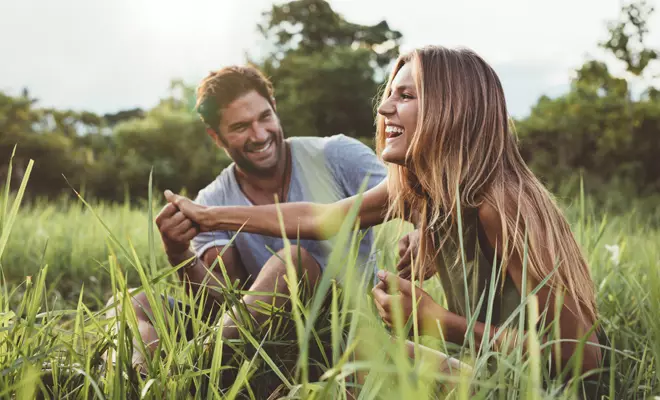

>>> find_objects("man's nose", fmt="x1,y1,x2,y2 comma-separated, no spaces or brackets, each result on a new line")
250,122,270,142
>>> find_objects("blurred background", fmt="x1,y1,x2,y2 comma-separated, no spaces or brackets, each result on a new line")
1,5,659,397
1,0,659,208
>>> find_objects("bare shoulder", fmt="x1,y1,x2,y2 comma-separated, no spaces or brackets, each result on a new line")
477,201,502,244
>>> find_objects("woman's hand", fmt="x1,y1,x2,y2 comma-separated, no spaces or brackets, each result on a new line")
396,229,436,281
372,270,447,336
164,190,213,232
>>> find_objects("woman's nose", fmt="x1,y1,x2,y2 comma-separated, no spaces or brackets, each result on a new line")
377,98,394,116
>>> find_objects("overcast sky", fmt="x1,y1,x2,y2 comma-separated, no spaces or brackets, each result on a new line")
1,0,658,118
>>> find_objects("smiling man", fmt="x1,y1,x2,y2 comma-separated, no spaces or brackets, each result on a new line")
111,65,390,367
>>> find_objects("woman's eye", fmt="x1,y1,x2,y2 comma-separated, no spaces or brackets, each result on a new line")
401,93,414,100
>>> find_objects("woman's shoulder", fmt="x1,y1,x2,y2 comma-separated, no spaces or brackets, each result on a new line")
476,201,502,246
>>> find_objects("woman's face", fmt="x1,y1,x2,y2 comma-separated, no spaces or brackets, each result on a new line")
378,62,419,165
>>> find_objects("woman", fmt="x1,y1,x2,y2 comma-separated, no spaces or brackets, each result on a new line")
166,45,603,377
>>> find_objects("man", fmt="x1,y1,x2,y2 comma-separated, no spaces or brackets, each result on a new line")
111,65,390,367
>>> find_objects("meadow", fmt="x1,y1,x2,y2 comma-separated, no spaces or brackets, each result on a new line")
1,156,659,399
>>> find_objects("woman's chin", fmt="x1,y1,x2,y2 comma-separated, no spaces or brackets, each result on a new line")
381,148,405,165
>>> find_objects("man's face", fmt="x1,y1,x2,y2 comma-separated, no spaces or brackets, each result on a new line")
208,90,285,176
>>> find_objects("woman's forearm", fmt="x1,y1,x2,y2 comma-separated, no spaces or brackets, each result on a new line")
199,202,345,240
185,180,389,241
438,311,601,376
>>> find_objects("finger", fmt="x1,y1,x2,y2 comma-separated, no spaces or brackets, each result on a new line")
372,285,390,310
373,298,386,316
373,300,391,325
378,270,402,293
396,247,412,271
164,190,176,203
159,211,187,234
164,190,188,209
381,270,412,295
155,203,178,224
173,218,193,234
398,236,409,257
393,274,413,295
398,267,411,280
180,226,199,242
376,269,390,284
381,314,392,327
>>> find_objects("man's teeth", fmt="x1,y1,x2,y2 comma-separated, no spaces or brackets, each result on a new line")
251,142,272,153
385,126,404,135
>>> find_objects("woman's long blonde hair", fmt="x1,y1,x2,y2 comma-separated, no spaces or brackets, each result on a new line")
376,46,597,324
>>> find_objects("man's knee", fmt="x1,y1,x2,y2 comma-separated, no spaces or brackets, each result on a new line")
267,245,322,282
105,289,154,322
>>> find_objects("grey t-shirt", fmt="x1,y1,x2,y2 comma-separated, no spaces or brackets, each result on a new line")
191,134,387,278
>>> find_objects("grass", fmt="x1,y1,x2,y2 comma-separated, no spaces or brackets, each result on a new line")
0,153,659,399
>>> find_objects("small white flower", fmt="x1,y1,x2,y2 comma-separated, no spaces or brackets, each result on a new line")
604,244,620,266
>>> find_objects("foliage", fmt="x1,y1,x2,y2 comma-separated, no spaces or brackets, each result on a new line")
255,0,402,138
1,155,660,398
515,0,660,202
1,0,659,205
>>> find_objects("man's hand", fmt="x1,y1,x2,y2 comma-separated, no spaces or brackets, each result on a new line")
155,199,199,261
164,190,213,232
372,270,446,336
396,229,435,281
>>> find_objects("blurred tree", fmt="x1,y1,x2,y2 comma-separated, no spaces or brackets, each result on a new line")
600,0,657,77
0,92,91,198
2,0,658,204
111,87,231,200
258,0,401,70
517,0,660,200
255,0,402,138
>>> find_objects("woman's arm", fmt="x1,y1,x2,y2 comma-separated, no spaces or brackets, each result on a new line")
164,179,390,241
373,203,602,375
374,270,602,378
475,203,602,373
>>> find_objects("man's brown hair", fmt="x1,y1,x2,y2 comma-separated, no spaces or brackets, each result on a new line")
195,65,275,133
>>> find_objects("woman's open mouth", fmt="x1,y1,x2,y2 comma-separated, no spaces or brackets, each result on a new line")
385,125,404,139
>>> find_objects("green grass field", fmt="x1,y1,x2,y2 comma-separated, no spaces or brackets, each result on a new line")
1,156,659,399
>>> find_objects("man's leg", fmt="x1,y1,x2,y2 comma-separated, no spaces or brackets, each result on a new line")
104,258,249,371
217,244,322,340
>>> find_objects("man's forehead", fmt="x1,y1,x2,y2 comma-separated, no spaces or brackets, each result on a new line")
221,91,273,124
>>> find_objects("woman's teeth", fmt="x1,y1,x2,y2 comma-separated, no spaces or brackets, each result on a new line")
385,126,404,136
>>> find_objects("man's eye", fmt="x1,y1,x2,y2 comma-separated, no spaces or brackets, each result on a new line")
235,125,248,132
260,113,272,121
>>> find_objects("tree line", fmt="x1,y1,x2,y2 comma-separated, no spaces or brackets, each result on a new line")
1,0,658,205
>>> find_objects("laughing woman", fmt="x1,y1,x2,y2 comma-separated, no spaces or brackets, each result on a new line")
167,45,604,381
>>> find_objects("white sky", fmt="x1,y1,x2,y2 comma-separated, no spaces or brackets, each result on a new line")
1,0,658,118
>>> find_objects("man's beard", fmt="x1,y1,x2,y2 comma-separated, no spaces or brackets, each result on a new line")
231,131,284,177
